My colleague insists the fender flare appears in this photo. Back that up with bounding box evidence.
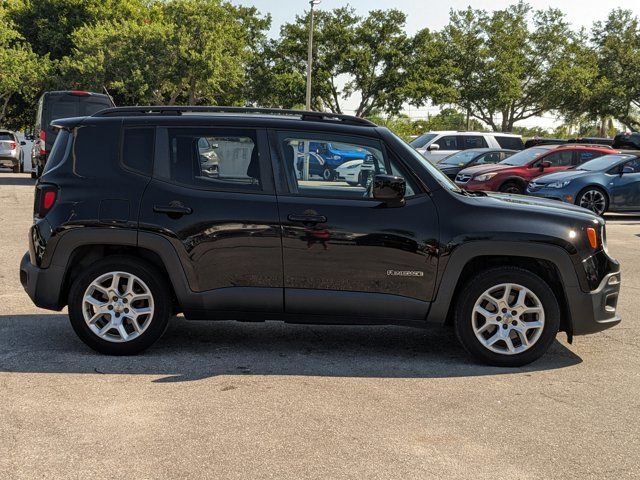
[427,241,580,326]
[498,176,529,190]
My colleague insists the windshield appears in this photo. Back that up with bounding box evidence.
[440,150,479,165]
[396,134,462,193]
[577,154,632,172]
[500,147,548,166]
[410,133,437,149]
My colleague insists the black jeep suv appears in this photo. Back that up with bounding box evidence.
[20,106,622,366]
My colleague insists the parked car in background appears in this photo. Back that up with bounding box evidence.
[410,131,523,163]
[295,141,370,180]
[566,137,614,147]
[0,129,26,173]
[28,90,114,178]
[527,153,640,215]
[524,138,568,149]
[612,132,640,150]
[455,145,615,194]
[437,148,516,179]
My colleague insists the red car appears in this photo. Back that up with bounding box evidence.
[455,145,616,194]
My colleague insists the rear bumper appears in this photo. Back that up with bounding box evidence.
[0,155,19,165]
[566,271,621,335]
[20,252,65,311]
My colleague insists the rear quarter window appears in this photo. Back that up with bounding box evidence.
[41,130,71,175]
[495,136,524,150]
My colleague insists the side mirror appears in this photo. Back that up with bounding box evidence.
[539,161,551,171]
[373,174,406,207]
[622,166,634,175]
[20,141,26,146]
[427,143,440,152]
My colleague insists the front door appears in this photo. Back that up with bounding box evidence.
[611,157,640,210]
[138,125,283,314]
[271,130,439,323]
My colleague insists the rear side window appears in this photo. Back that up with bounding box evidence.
[495,136,524,150]
[578,150,604,163]
[155,127,262,192]
[122,128,155,175]
[463,136,488,149]
[73,122,121,178]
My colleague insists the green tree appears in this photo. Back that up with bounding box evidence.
[411,2,573,132]
[62,0,269,106]
[251,7,411,116]
[0,5,49,127]
[554,9,640,131]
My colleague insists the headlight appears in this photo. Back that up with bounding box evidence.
[547,180,571,189]
[474,172,498,181]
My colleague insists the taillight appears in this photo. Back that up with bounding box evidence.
[37,186,57,217]
[70,90,90,96]
[9,142,16,150]
[39,130,46,155]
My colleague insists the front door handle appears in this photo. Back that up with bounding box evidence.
[287,214,327,224]
[154,204,193,216]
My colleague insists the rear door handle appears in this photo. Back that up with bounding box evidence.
[154,204,193,216]
[287,214,327,224]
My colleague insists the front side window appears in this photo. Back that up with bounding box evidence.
[155,127,261,191]
[435,136,458,150]
[623,157,640,173]
[277,132,415,199]
[539,150,574,167]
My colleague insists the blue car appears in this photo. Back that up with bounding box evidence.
[527,153,640,215]
[296,141,369,180]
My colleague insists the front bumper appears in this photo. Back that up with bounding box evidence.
[566,270,621,335]
[20,252,66,311]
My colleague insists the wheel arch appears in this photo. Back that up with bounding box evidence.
[429,241,579,340]
[498,176,528,190]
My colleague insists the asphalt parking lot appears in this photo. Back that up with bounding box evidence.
[0,171,638,479]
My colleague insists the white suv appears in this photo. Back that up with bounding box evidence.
[410,131,524,163]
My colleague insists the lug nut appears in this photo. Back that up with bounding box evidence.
[107,305,113,310]
[511,310,517,316]
[115,313,120,318]
[512,320,517,326]
[502,308,507,313]
[502,324,508,329]
[124,308,129,314]
[497,316,502,321]
[123,298,128,303]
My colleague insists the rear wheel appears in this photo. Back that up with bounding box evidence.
[322,167,334,181]
[454,267,560,367]
[576,187,608,216]
[499,181,524,194]
[68,256,171,355]
[12,162,20,173]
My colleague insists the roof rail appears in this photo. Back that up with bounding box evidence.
[92,105,377,127]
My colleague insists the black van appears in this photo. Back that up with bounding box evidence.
[29,91,114,177]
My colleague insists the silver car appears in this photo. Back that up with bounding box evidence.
[0,129,25,173]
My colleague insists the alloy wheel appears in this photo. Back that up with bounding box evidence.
[82,271,155,343]
[579,189,606,215]
[471,283,545,355]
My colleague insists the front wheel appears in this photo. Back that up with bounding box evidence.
[499,181,524,194]
[322,167,334,181]
[454,267,560,367]
[68,256,171,355]
[576,187,608,216]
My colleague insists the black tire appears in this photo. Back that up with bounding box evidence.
[347,181,359,187]
[12,162,20,173]
[30,170,37,179]
[68,256,172,355]
[499,181,524,194]
[575,186,609,216]
[454,266,560,367]
[322,167,334,181]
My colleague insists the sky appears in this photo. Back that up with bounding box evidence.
[231,0,640,128]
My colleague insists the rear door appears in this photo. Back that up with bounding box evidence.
[138,125,283,315]
[271,129,439,323]
[426,135,459,163]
